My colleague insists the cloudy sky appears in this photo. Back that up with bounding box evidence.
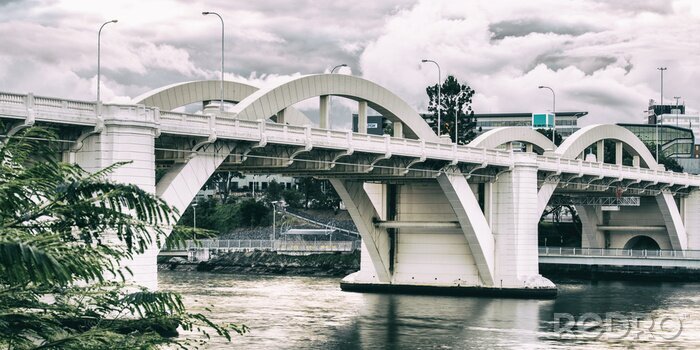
[1,0,699,128]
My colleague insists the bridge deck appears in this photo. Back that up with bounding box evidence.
[2,92,699,188]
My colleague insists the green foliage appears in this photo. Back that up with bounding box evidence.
[265,180,283,202]
[0,127,244,349]
[535,128,563,146]
[425,75,478,144]
[282,189,304,209]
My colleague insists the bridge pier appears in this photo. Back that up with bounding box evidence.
[72,106,160,290]
[340,154,556,298]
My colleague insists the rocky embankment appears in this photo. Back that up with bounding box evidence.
[159,250,360,277]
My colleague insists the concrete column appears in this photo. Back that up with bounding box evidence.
[525,143,533,153]
[633,155,640,167]
[684,190,700,249]
[319,95,330,129]
[492,153,554,288]
[505,142,513,151]
[358,100,368,134]
[615,141,623,165]
[596,140,604,163]
[74,105,159,290]
[276,108,286,124]
[393,121,403,138]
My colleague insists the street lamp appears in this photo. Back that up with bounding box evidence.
[421,59,442,136]
[271,201,279,243]
[538,86,556,144]
[656,67,667,163]
[97,19,118,103]
[203,11,225,112]
[191,202,198,241]
[331,64,347,74]
[674,96,681,127]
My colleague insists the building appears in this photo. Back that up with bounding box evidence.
[647,100,700,141]
[351,114,386,135]
[618,123,695,158]
[472,111,587,137]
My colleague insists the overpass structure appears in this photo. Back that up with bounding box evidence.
[3,74,700,297]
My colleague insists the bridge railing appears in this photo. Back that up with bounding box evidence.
[539,247,700,260]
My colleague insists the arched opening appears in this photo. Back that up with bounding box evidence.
[623,235,661,250]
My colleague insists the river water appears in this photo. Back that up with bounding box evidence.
[159,271,700,349]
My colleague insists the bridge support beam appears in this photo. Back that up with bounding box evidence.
[437,173,495,286]
[576,205,605,248]
[331,180,392,283]
[656,191,688,250]
[319,95,330,129]
[358,101,367,134]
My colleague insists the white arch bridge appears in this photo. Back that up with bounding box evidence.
[2,74,700,298]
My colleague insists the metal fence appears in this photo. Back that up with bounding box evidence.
[539,247,700,260]
[176,239,361,253]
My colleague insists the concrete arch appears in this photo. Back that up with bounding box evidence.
[229,74,439,142]
[623,235,661,250]
[132,80,310,126]
[555,124,658,169]
[469,127,555,152]
[133,80,258,110]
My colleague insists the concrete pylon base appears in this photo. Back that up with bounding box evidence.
[340,272,557,299]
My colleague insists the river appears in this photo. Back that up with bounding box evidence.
[159,271,700,349]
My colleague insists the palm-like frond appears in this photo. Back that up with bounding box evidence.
[0,127,242,348]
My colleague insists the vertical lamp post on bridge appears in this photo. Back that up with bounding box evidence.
[421,59,442,136]
[656,67,667,163]
[202,11,225,112]
[538,85,556,145]
[192,202,198,243]
[271,201,279,247]
[97,19,118,104]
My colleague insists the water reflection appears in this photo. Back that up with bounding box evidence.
[158,272,700,349]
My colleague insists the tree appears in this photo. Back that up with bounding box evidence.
[425,75,478,144]
[535,128,563,146]
[0,127,245,349]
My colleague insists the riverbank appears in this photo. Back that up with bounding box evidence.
[158,250,359,277]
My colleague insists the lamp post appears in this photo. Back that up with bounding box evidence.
[203,11,225,112]
[97,19,118,103]
[192,202,198,241]
[674,96,681,127]
[538,86,556,144]
[421,59,441,136]
[656,67,667,163]
[271,201,279,243]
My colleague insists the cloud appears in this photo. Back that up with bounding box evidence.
[359,0,700,125]
[0,0,699,129]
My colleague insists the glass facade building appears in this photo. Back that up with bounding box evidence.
[618,123,695,158]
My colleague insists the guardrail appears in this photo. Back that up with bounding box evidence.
[539,247,700,260]
[175,239,361,253]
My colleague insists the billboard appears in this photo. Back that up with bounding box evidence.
[532,113,555,129]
